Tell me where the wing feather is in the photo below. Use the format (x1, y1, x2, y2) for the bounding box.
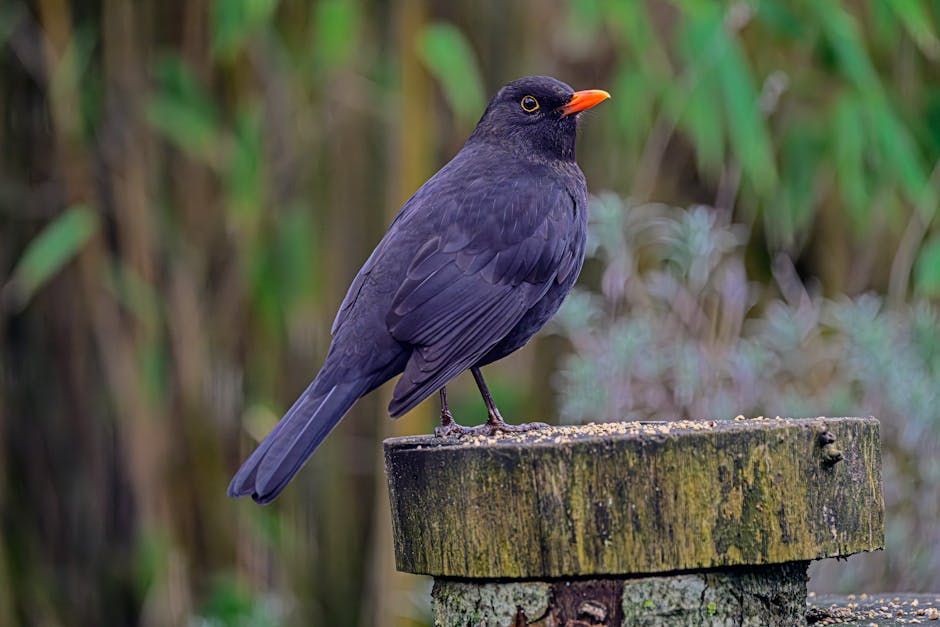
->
(386, 177, 579, 416)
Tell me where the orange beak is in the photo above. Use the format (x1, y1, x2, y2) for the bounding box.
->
(560, 89, 611, 116)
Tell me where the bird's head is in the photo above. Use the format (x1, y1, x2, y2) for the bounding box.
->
(468, 76, 610, 162)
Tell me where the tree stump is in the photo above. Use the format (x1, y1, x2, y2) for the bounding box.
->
(383, 418, 884, 626)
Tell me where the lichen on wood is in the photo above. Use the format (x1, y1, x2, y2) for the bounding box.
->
(431, 562, 808, 627)
(431, 580, 550, 627)
(384, 417, 883, 579)
(620, 561, 808, 626)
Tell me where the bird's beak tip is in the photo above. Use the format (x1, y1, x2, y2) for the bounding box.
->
(561, 89, 611, 116)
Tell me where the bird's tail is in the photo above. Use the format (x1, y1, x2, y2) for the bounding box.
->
(228, 376, 370, 504)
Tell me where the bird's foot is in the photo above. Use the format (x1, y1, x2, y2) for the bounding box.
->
(482, 415, 549, 436)
(434, 409, 478, 438)
(434, 420, 480, 438)
(434, 400, 551, 438)
(434, 415, 550, 438)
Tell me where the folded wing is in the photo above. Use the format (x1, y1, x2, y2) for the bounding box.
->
(387, 178, 577, 416)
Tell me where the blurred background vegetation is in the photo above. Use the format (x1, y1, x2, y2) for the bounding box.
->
(1, 0, 939, 625)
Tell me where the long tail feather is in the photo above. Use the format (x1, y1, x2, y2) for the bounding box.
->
(228, 378, 368, 504)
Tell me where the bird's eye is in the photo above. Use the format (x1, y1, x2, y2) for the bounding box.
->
(520, 95, 540, 113)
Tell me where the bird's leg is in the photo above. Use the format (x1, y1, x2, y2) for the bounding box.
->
(434, 387, 476, 437)
(470, 367, 548, 434)
(439, 387, 454, 426)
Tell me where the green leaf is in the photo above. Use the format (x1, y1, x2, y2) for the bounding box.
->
(211, 0, 278, 60)
(716, 35, 777, 193)
(4, 205, 99, 310)
(915, 236, 940, 297)
(672, 6, 775, 191)
(48, 25, 97, 140)
(832, 97, 870, 227)
(611, 69, 659, 149)
(883, 0, 940, 60)
(313, 0, 359, 69)
(416, 22, 485, 127)
(870, 0, 902, 50)
(668, 6, 723, 167)
(769, 126, 823, 244)
(105, 262, 162, 343)
(146, 55, 221, 163)
(813, 3, 880, 92)
(871, 102, 930, 208)
(924, 88, 940, 153)
(273, 205, 318, 307)
(607, 0, 670, 71)
(681, 77, 724, 175)
(566, 0, 604, 47)
(753, 0, 803, 39)
(225, 106, 264, 231)
(250, 204, 317, 326)
(676, 4, 726, 75)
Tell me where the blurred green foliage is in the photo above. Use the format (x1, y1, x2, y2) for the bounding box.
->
(553, 197, 940, 590)
(917, 235, 940, 296)
(147, 56, 222, 162)
(4, 204, 98, 310)
(1, 0, 940, 626)
(416, 23, 485, 126)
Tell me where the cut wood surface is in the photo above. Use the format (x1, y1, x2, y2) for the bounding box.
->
(384, 417, 884, 579)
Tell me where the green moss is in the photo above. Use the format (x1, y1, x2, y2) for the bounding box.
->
(386, 418, 883, 578)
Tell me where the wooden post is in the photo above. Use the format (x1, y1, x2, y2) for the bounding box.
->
(383, 418, 884, 626)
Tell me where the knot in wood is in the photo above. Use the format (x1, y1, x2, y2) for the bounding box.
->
(576, 599, 608, 623)
(816, 426, 844, 466)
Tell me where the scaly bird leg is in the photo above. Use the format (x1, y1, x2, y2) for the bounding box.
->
(439, 386, 454, 426)
(434, 386, 477, 438)
(470, 367, 548, 435)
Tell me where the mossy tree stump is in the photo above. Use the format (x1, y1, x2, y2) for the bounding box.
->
(384, 418, 884, 626)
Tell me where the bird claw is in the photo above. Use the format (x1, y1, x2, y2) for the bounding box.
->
(484, 419, 549, 435)
(434, 408, 476, 438)
(433, 417, 550, 438)
(434, 421, 479, 438)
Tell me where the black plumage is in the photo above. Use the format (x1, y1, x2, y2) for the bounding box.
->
(229, 76, 609, 503)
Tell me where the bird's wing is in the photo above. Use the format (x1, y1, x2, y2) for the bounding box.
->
(330, 154, 465, 336)
(386, 176, 579, 416)
(331, 209, 410, 336)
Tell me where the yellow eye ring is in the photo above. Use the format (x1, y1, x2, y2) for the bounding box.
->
(520, 95, 540, 113)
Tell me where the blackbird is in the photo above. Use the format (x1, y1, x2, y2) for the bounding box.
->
(229, 76, 609, 503)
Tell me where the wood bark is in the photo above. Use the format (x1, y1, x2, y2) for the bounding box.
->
(432, 561, 809, 627)
(384, 418, 884, 579)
